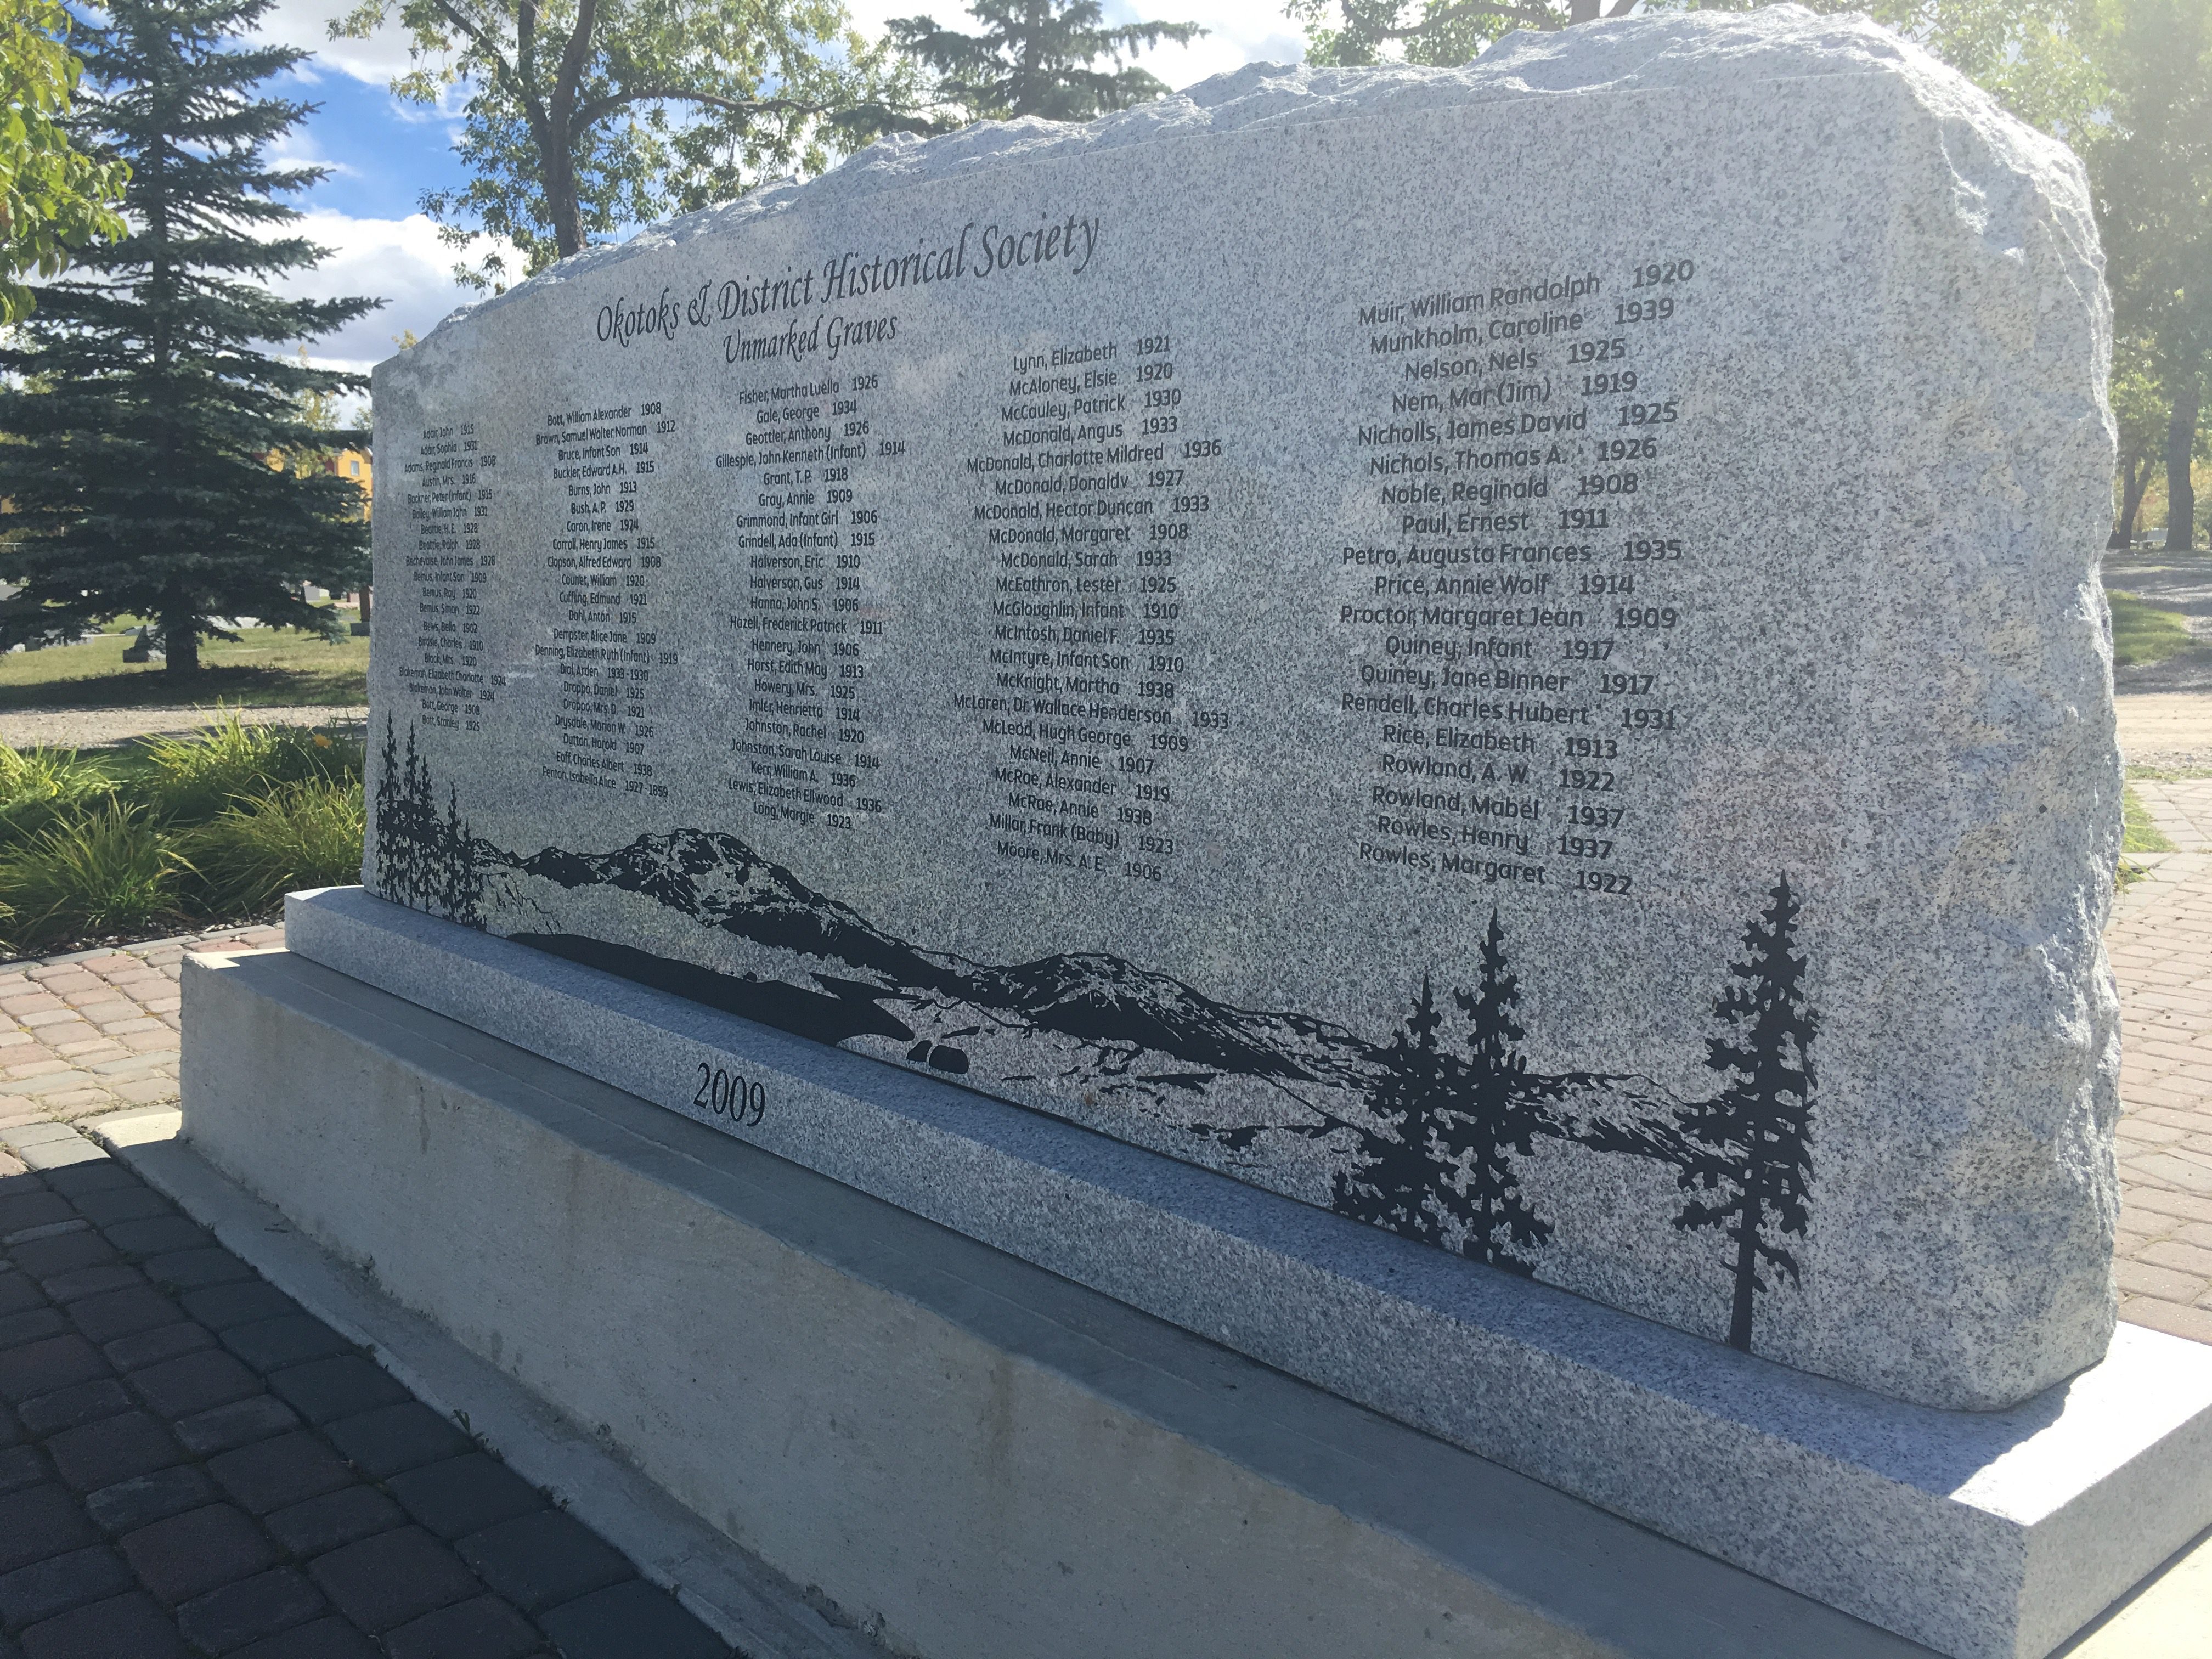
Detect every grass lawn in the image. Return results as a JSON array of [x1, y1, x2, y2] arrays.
[[2109, 590, 2196, 668], [0, 624, 367, 711], [2123, 784, 2177, 854]]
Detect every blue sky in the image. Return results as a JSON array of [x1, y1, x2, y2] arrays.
[[249, 0, 1308, 374]]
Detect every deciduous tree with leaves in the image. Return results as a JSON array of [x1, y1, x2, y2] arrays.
[[1289, 0, 1646, 69], [0, 0, 376, 679], [889, 0, 1203, 121], [0, 0, 128, 320], [336, 0, 925, 288], [1290, 0, 2106, 83], [2088, 0, 2212, 552], [2112, 335, 2170, 547]]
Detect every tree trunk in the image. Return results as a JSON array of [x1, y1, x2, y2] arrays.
[[1569, 0, 1601, 22], [2114, 450, 2154, 549], [161, 608, 199, 679], [1727, 1206, 1759, 1351], [2166, 351, 2203, 554], [546, 134, 584, 261]]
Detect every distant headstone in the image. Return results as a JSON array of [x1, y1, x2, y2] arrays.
[[367, 5, 2119, 1412]]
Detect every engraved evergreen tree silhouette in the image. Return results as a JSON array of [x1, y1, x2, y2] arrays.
[[373, 715, 402, 889], [1430, 911, 1560, 1274], [1673, 876, 1816, 1352], [1331, 971, 1452, 1244], [370, 716, 483, 928], [439, 785, 484, 928]]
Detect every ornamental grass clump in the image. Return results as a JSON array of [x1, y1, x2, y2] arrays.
[[141, 712, 362, 825], [183, 779, 365, 916], [0, 744, 116, 838], [0, 715, 367, 955], [0, 799, 190, 949]]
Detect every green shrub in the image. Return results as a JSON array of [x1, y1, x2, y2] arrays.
[[0, 744, 116, 838], [139, 711, 362, 824], [183, 779, 365, 916], [0, 800, 190, 950]]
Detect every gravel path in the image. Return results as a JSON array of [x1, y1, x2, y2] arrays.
[[0, 708, 367, 752]]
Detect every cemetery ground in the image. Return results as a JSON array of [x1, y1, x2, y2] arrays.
[[0, 625, 370, 720]]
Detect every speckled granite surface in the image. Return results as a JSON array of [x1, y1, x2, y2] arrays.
[[364, 4, 2117, 1415], [283, 886, 2211, 1659]]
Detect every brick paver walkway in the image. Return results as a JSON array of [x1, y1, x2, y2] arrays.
[[0, 929, 285, 1174], [0, 1133, 729, 1657], [2109, 779, 2212, 1344]]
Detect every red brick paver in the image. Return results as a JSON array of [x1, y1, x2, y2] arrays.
[[0, 927, 284, 1173]]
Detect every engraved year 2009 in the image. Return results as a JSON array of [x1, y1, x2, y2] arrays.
[[693, 1061, 766, 1126]]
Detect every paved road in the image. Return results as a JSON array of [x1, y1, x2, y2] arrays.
[[2103, 558, 2212, 766], [2109, 556, 2212, 700]]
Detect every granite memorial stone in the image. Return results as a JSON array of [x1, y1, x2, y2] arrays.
[[364, 4, 2120, 1416]]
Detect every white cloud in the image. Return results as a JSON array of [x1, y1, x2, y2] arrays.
[[271, 210, 503, 374], [266, 122, 362, 182], [256, 0, 418, 83]]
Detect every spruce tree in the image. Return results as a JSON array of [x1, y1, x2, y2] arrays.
[[1430, 911, 1559, 1274], [889, 0, 1204, 123], [0, 0, 378, 679], [1673, 877, 1817, 1353]]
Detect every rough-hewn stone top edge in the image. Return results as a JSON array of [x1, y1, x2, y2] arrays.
[[396, 4, 2052, 356]]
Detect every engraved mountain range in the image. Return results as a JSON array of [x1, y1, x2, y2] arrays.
[[499, 827, 1380, 1091], [372, 719, 1815, 1353], [480, 827, 1695, 1180]]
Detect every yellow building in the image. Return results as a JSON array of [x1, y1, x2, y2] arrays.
[[324, 447, 371, 507], [264, 446, 371, 517], [261, 447, 373, 613]]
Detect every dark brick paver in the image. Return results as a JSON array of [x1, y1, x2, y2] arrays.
[[319, 1405, 469, 1481], [0, 1149, 729, 1657], [21, 1588, 189, 1658]]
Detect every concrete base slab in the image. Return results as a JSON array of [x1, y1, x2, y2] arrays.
[[93, 1110, 878, 1658], [52, 1090, 2208, 1659], [264, 889, 2212, 1659], [180, 941, 1946, 1659]]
